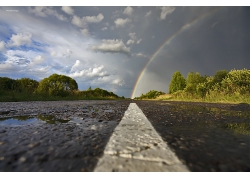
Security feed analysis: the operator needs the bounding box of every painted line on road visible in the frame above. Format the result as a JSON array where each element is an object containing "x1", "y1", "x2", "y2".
[{"x1": 94, "y1": 103, "x2": 189, "y2": 172}]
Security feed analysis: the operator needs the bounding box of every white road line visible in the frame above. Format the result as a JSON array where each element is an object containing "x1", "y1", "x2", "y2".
[{"x1": 94, "y1": 103, "x2": 189, "y2": 172}]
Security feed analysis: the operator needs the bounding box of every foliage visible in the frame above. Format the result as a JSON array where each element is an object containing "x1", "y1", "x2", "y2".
[
  {"x1": 16, "y1": 78, "x2": 39, "y2": 93},
  {"x1": 0, "y1": 74, "x2": 123, "y2": 102},
  {"x1": 36, "y1": 74, "x2": 78, "y2": 97},
  {"x1": 134, "y1": 90, "x2": 165, "y2": 99},
  {"x1": 169, "y1": 68, "x2": 250, "y2": 104},
  {"x1": 169, "y1": 71, "x2": 186, "y2": 94}
]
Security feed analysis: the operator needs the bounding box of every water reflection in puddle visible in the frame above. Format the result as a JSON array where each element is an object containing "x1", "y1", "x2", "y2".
[
  {"x1": 0, "y1": 115, "x2": 70, "y2": 126},
  {"x1": 167, "y1": 103, "x2": 250, "y2": 136}
]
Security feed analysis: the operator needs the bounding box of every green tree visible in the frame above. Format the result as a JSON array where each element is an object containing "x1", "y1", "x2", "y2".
[
  {"x1": 36, "y1": 74, "x2": 78, "y2": 97},
  {"x1": 221, "y1": 69, "x2": 250, "y2": 94},
  {"x1": 212, "y1": 70, "x2": 228, "y2": 86},
  {"x1": 0, "y1": 77, "x2": 18, "y2": 91},
  {"x1": 87, "y1": 86, "x2": 92, "y2": 91},
  {"x1": 184, "y1": 72, "x2": 206, "y2": 93},
  {"x1": 169, "y1": 71, "x2": 186, "y2": 94},
  {"x1": 16, "y1": 78, "x2": 39, "y2": 93}
]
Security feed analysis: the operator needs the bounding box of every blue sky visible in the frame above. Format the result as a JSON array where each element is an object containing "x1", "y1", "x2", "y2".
[{"x1": 0, "y1": 2, "x2": 250, "y2": 98}]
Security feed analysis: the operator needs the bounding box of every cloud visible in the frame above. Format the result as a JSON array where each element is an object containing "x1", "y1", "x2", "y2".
[
  {"x1": 129, "y1": 32, "x2": 136, "y2": 40},
  {"x1": 70, "y1": 63, "x2": 109, "y2": 78},
  {"x1": 145, "y1": 11, "x2": 152, "y2": 17},
  {"x1": 71, "y1": 13, "x2": 104, "y2": 28},
  {"x1": 89, "y1": 39, "x2": 130, "y2": 55},
  {"x1": 50, "y1": 48, "x2": 73, "y2": 58},
  {"x1": 111, "y1": 78, "x2": 125, "y2": 86},
  {"x1": 7, "y1": 33, "x2": 32, "y2": 47},
  {"x1": 101, "y1": 27, "x2": 108, "y2": 31},
  {"x1": 160, "y1": 7, "x2": 175, "y2": 20},
  {"x1": 114, "y1": 18, "x2": 131, "y2": 27},
  {"x1": 127, "y1": 32, "x2": 141, "y2": 45},
  {"x1": 136, "y1": 39, "x2": 142, "y2": 44},
  {"x1": 29, "y1": 55, "x2": 45, "y2": 67},
  {"x1": 123, "y1": 6, "x2": 134, "y2": 16},
  {"x1": 61, "y1": 6, "x2": 74, "y2": 15},
  {"x1": 72, "y1": 15, "x2": 86, "y2": 28},
  {"x1": 0, "y1": 63, "x2": 19, "y2": 72},
  {"x1": 97, "y1": 76, "x2": 125, "y2": 86},
  {"x1": 70, "y1": 59, "x2": 81, "y2": 72},
  {"x1": 127, "y1": 39, "x2": 135, "y2": 45},
  {"x1": 81, "y1": 28, "x2": 90, "y2": 36},
  {"x1": 28, "y1": 7, "x2": 67, "y2": 21},
  {"x1": 84, "y1": 13, "x2": 104, "y2": 23},
  {"x1": 133, "y1": 52, "x2": 148, "y2": 58},
  {"x1": 0, "y1": 41, "x2": 5, "y2": 51}
]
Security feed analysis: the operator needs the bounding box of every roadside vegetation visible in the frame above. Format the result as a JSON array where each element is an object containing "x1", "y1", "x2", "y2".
[
  {"x1": 0, "y1": 74, "x2": 125, "y2": 102},
  {"x1": 134, "y1": 68, "x2": 250, "y2": 104}
]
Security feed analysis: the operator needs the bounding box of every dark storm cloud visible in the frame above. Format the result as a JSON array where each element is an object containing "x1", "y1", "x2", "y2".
[{"x1": 138, "y1": 7, "x2": 250, "y2": 96}]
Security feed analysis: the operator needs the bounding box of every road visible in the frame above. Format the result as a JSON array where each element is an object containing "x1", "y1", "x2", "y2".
[{"x1": 0, "y1": 100, "x2": 250, "y2": 171}]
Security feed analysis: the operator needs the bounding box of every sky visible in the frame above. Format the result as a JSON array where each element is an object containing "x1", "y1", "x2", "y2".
[{"x1": 0, "y1": 2, "x2": 250, "y2": 98}]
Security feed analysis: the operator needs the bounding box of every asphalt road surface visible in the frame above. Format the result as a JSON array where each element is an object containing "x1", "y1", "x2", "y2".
[{"x1": 0, "y1": 100, "x2": 250, "y2": 172}]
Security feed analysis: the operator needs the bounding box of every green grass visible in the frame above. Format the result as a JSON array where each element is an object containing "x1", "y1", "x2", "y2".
[
  {"x1": 135, "y1": 91, "x2": 250, "y2": 105},
  {"x1": 0, "y1": 91, "x2": 123, "y2": 102}
]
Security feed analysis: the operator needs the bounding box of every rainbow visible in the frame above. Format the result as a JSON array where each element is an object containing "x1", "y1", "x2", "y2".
[{"x1": 130, "y1": 7, "x2": 223, "y2": 99}]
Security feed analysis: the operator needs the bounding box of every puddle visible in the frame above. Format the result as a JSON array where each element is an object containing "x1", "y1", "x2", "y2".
[{"x1": 0, "y1": 115, "x2": 70, "y2": 126}]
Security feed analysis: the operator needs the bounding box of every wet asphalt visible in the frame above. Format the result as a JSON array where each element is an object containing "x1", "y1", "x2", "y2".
[
  {"x1": 0, "y1": 100, "x2": 250, "y2": 172},
  {"x1": 136, "y1": 100, "x2": 250, "y2": 172}
]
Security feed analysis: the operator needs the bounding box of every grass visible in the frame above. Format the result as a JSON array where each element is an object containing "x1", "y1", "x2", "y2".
[
  {"x1": 0, "y1": 91, "x2": 123, "y2": 102},
  {"x1": 137, "y1": 92, "x2": 250, "y2": 105}
]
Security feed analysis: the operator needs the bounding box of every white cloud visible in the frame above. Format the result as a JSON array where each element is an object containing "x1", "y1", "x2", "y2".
[
  {"x1": 33, "y1": 55, "x2": 44, "y2": 63},
  {"x1": 127, "y1": 39, "x2": 135, "y2": 45},
  {"x1": 0, "y1": 63, "x2": 19, "y2": 72},
  {"x1": 8, "y1": 33, "x2": 32, "y2": 47},
  {"x1": 89, "y1": 39, "x2": 130, "y2": 55},
  {"x1": 30, "y1": 55, "x2": 45, "y2": 65},
  {"x1": 61, "y1": 6, "x2": 74, "y2": 15},
  {"x1": 70, "y1": 60, "x2": 81, "y2": 72},
  {"x1": 84, "y1": 13, "x2": 104, "y2": 23},
  {"x1": 81, "y1": 28, "x2": 90, "y2": 36},
  {"x1": 129, "y1": 32, "x2": 136, "y2": 40},
  {"x1": 136, "y1": 39, "x2": 142, "y2": 44},
  {"x1": 28, "y1": 7, "x2": 67, "y2": 21},
  {"x1": 70, "y1": 64, "x2": 109, "y2": 78},
  {"x1": 101, "y1": 27, "x2": 108, "y2": 31},
  {"x1": 133, "y1": 52, "x2": 148, "y2": 58},
  {"x1": 112, "y1": 78, "x2": 125, "y2": 86},
  {"x1": 0, "y1": 41, "x2": 5, "y2": 51},
  {"x1": 160, "y1": 7, "x2": 175, "y2": 20},
  {"x1": 71, "y1": 13, "x2": 104, "y2": 28},
  {"x1": 123, "y1": 6, "x2": 134, "y2": 16},
  {"x1": 28, "y1": 6, "x2": 47, "y2": 17},
  {"x1": 114, "y1": 18, "x2": 131, "y2": 27},
  {"x1": 97, "y1": 76, "x2": 125, "y2": 86},
  {"x1": 127, "y1": 33, "x2": 141, "y2": 45},
  {"x1": 145, "y1": 10, "x2": 152, "y2": 17},
  {"x1": 49, "y1": 48, "x2": 73, "y2": 58},
  {"x1": 72, "y1": 15, "x2": 86, "y2": 28}
]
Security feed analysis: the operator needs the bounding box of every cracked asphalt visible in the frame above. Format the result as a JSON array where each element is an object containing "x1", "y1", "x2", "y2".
[{"x1": 0, "y1": 100, "x2": 250, "y2": 172}]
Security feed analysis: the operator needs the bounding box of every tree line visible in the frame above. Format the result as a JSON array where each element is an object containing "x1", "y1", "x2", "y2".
[
  {"x1": 134, "y1": 68, "x2": 250, "y2": 103},
  {"x1": 168, "y1": 68, "x2": 250, "y2": 102},
  {"x1": 0, "y1": 74, "x2": 123, "y2": 101}
]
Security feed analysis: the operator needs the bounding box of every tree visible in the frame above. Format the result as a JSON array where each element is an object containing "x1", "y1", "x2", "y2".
[
  {"x1": 169, "y1": 71, "x2": 186, "y2": 94},
  {"x1": 212, "y1": 70, "x2": 228, "y2": 86},
  {"x1": 0, "y1": 77, "x2": 18, "y2": 91},
  {"x1": 87, "y1": 86, "x2": 92, "y2": 91},
  {"x1": 184, "y1": 72, "x2": 206, "y2": 93},
  {"x1": 16, "y1": 78, "x2": 39, "y2": 93},
  {"x1": 36, "y1": 74, "x2": 78, "y2": 97}
]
